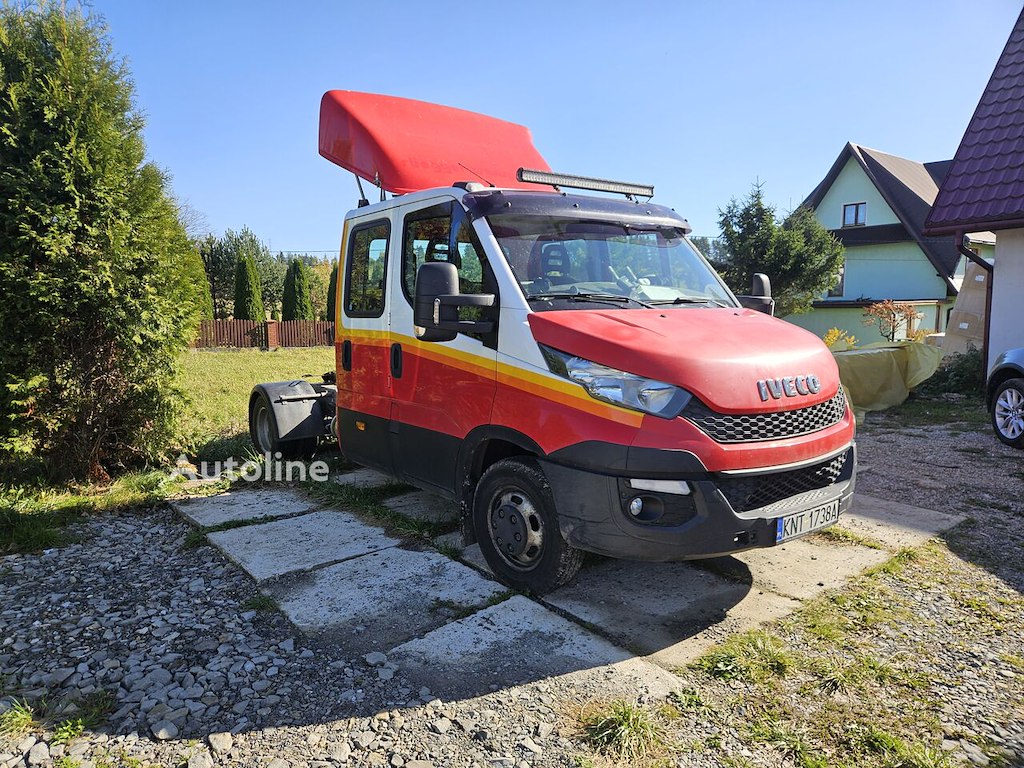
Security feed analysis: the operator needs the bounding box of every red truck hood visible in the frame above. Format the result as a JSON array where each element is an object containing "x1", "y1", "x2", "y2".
[{"x1": 527, "y1": 308, "x2": 841, "y2": 412}]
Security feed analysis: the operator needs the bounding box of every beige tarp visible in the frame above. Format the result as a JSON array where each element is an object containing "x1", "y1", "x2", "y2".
[{"x1": 832, "y1": 342, "x2": 944, "y2": 418}]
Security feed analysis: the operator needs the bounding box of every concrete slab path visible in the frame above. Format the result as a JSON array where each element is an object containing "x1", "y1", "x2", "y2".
[
  {"x1": 383, "y1": 491, "x2": 458, "y2": 524},
  {"x1": 176, "y1": 488, "x2": 318, "y2": 527},
  {"x1": 543, "y1": 560, "x2": 801, "y2": 669},
  {"x1": 843, "y1": 493, "x2": 965, "y2": 549},
  {"x1": 207, "y1": 509, "x2": 399, "y2": 583},
  {"x1": 387, "y1": 596, "x2": 680, "y2": 700},
  {"x1": 173, "y1": 475, "x2": 968, "y2": 703},
  {"x1": 264, "y1": 548, "x2": 505, "y2": 653},
  {"x1": 705, "y1": 537, "x2": 891, "y2": 601}
]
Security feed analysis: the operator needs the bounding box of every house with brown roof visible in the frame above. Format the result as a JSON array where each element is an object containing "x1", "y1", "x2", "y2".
[
  {"x1": 789, "y1": 142, "x2": 994, "y2": 344},
  {"x1": 925, "y1": 8, "x2": 1024, "y2": 372}
]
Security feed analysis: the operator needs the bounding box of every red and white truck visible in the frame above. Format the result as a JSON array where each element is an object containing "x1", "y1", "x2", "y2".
[{"x1": 249, "y1": 91, "x2": 857, "y2": 593}]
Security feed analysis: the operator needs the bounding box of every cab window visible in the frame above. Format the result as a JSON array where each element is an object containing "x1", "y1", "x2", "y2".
[
  {"x1": 454, "y1": 218, "x2": 486, "y2": 294},
  {"x1": 402, "y1": 202, "x2": 497, "y2": 339},
  {"x1": 402, "y1": 203, "x2": 452, "y2": 301},
  {"x1": 402, "y1": 204, "x2": 494, "y2": 301},
  {"x1": 344, "y1": 220, "x2": 389, "y2": 317}
]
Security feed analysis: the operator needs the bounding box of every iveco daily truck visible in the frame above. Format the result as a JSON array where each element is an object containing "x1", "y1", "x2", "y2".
[{"x1": 249, "y1": 91, "x2": 857, "y2": 593}]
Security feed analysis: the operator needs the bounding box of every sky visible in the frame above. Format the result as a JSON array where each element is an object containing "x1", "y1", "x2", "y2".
[{"x1": 93, "y1": 0, "x2": 1022, "y2": 254}]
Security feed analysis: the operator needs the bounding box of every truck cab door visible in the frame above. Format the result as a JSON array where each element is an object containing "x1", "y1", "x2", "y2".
[
  {"x1": 335, "y1": 216, "x2": 394, "y2": 473},
  {"x1": 387, "y1": 199, "x2": 498, "y2": 494}
]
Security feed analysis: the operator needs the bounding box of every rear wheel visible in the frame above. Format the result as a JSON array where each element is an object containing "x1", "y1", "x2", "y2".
[
  {"x1": 249, "y1": 390, "x2": 318, "y2": 460},
  {"x1": 473, "y1": 458, "x2": 582, "y2": 594},
  {"x1": 992, "y1": 378, "x2": 1024, "y2": 448}
]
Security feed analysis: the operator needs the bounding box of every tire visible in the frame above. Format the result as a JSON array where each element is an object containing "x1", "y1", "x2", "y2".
[
  {"x1": 249, "y1": 390, "x2": 318, "y2": 460},
  {"x1": 472, "y1": 457, "x2": 583, "y2": 594},
  {"x1": 991, "y1": 377, "x2": 1024, "y2": 449}
]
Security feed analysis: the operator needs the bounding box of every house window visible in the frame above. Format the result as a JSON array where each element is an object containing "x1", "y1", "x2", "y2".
[{"x1": 842, "y1": 202, "x2": 866, "y2": 227}]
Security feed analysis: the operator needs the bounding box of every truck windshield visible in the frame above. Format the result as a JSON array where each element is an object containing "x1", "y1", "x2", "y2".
[{"x1": 485, "y1": 215, "x2": 736, "y2": 310}]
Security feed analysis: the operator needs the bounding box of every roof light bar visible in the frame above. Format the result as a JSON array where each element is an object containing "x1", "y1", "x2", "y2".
[{"x1": 517, "y1": 168, "x2": 654, "y2": 198}]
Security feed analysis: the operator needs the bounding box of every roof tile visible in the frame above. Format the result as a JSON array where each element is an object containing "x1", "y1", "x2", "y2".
[{"x1": 926, "y1": 9, "x2": 1024, "y2": 232}]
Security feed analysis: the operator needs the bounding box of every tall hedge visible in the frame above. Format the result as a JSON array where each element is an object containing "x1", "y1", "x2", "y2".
[
  {"x1": 189, "y1": 246, "x2": 214, "y2": 320},
  {"x1": 282, "y1": 259, "x2": 314, "y2": 321},
  {"x1": 0, "y1": 4, "x2": 206, "y2": 480},
  {"x1": 233, "y1": 253, "x2": 265, "y2": 321}
]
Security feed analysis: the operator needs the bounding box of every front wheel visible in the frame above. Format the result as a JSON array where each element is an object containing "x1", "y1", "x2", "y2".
[
  {"x1": 992, "y1": 377, "x2": 1024, "y2": 448},
  {"x1": 472, "y1": 458, "x2": 583, "y2": 594}
]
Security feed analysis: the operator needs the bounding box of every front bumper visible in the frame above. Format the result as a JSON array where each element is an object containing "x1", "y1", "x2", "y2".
[{"x1": 540, "y1": 442, "x2": 857, "y2": 561}]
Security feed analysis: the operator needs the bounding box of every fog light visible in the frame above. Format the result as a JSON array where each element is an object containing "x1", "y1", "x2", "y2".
[{"x1": 628, "y1": 497, "x2": 644, "y2": 516}]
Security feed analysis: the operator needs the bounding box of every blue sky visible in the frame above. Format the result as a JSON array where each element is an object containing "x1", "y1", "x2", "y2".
[{"x1": 96, "y1": 0, "x2": 1020, "y2": 253}]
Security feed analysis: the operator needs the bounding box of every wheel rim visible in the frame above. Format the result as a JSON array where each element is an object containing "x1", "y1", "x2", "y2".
[
  {"x1": 254, "y1": 405, "x2": 274, "y2": 452},
  {"x1": 995, "y1": 387, "x2": 1024, "y2": 440},
  {"x1": 488, "y1": 489, "x2": 544, "y2": 570}
]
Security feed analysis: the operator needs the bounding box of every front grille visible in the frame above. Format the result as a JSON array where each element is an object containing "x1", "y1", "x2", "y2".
[
  {"x1": 715, "y1": 451, "x2": 849, "y2": 513},
  {"x1": 683, "y1": 388, "x2": 847, "y2": 443}
]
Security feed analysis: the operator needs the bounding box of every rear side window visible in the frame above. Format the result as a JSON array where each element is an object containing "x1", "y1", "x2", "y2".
[
  {"x1": 345, "y1": 220, "x2": 389, "y2": 318},
  {"x1": 402, "y1": 203, "x2": 452, "y2": 300},
  {"x1": 402, "y1": 202, "x2": 492, "y2": 301}
]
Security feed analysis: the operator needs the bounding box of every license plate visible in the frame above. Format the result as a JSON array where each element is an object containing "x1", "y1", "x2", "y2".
[{"x1": 775, "y1": 500, "x2": 840, "y2": 543}]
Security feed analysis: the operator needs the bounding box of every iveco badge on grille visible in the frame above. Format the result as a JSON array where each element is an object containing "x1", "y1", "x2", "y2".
[{"x1": 757, "y1": 375, "x2": 821, "y2": 401}]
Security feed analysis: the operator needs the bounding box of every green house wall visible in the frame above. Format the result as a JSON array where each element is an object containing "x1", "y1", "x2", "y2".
[
  {"x1": 785, "y1": 307, "x2": 892, "y2": 345},
  {"x1": 814, "y1": 157, "x2": 900, "y2": 229},
  {"x1": 789, "y1": 151, "x2": 967, "y2": 343},
  {"x1": 832, "y1": 241, "x2": 950, "y2": 301}
]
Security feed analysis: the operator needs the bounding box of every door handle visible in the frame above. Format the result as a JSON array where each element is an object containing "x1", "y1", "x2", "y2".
[
  {"x1": 390, "y1": 343, "x2": 403, "y2": 378},
  {"x1": 341, "y1": 339, "x2": 352, "y2": 371}
]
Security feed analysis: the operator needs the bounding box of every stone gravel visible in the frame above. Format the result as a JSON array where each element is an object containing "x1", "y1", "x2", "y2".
[
  {"x1": 1, "y1": 401, "x2": 1022, "y2": 767},
  {"x1": 0, "y1": 508, "x2": 597, "y2": 767}
]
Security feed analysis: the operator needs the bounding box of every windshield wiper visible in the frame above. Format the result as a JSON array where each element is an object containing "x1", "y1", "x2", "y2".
[
  {"x1": 528, "y1": 292, "x2": 655, "y2": 309},
  {"x1": 647, "y1": 296, "x2": 730, "y2": 308}
]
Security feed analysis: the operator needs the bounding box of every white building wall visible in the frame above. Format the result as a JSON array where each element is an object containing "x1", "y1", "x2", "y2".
[{"x1": 989, "y1": 228, "x2": 1024, "y2": 371}]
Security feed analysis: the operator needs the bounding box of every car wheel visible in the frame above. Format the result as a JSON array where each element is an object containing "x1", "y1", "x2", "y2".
[
  {"x1": 992, "y1": 377, "x2": 1024, "y2": 449},
  {"x1": 473, "y1": 457, "x2": 583, "y2": 594},
  {"x1": 249, "y1": 390, "x2": 317, "y2": 460}
]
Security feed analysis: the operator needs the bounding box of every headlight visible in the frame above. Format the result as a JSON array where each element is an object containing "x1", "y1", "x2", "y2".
[{"x1": 540, "y1": 345, "x2": 691, "y2": 418}]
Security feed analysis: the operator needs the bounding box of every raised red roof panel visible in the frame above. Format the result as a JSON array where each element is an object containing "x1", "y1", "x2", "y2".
[
  {"x1": 318, "y1": 91, "x2": 551, "y2": 194},
  {"x1": 925, "y1": 9, "x2": 1024, "y2": 234}
]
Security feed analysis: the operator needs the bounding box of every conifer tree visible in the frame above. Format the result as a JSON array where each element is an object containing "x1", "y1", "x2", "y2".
[
  {"x1": 0, "y1": 3, "x2": 206, "y2": 478},
  {"x1": 233, "y1": 254, "x2": 265, "y2": 320},
  {"x1": 282, "y1": 259, "x2": 314, "y2": 321},
  {"x1": 716, "y1": 183, "x2": 844, "y2": 316}
]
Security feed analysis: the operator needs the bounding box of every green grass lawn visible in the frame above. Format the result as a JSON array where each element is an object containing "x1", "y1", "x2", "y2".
[
  {"x1": 2, "y1": 347, "x2": 335, "y2": 554},
  {"x1": 175, "y1": 347, "x2": 334, "y2": 462}
]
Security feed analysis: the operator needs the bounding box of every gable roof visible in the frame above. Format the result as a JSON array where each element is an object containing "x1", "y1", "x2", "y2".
[
  {"x1": 925, "y1": 9, "x2": 1024, "y2": 234},
  {"x1": 804, "y1": 142, "x2": 963, "y2": 292}
]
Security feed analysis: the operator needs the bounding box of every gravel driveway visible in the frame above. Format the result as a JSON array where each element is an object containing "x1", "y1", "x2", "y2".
[{"x1": 1, "y1": 399, "x2": 1021, "y2": 768}]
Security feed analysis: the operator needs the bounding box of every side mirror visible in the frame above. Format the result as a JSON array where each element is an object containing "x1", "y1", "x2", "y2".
[
  {"x1": 751, "y1": 273, "x2": 771, "y2": 298},
  {"x1": 414, "y1": 262, "x2": 496, "y2": 342},
  {"x1": 737, "y1": 272, "x2": 776, "y2": 316}
]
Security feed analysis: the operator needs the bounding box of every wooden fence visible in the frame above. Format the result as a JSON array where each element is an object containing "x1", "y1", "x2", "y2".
[
  {"x1": 277, "y1": 320, "x2": 335, "y2": 347},
  {"x1": 192, "y1": 320, "x2": 334, "y2": 348}
]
